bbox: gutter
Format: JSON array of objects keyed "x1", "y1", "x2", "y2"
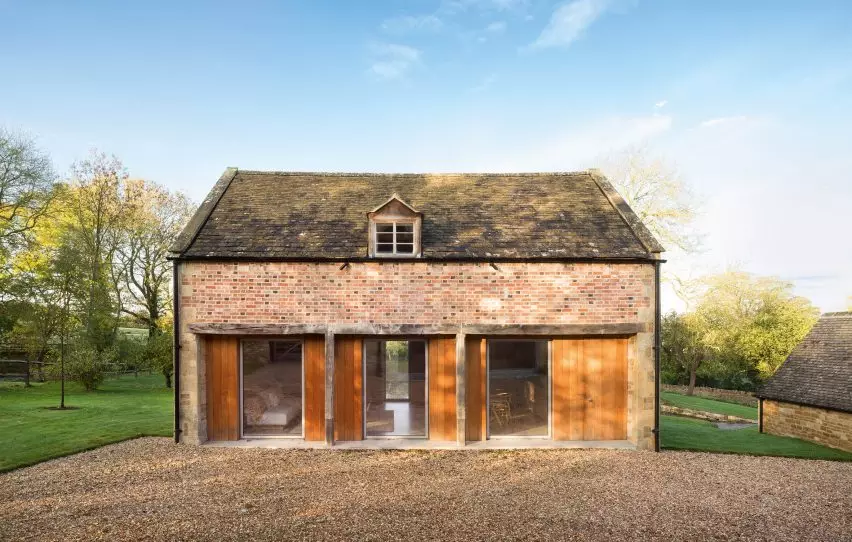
[
  {"x1": 653, "y1": 260, "x2": 662, "y2": 452},
  {"x1": 173, "y1": 260, "x2": 181, "y2": 444}
]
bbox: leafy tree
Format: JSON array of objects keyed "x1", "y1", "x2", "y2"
[
  {"x1": 62, "y1": 153, "x2": 128, "y2": 350},
  {"x1": 662, "y1": 271, "x2": 819, "y2": 391},
  {"x1": 0, "y1": 128, "x2": 55, "y2": 262},
  {"x1": 695, "y1": 272, "x2": 818, "y2": 380},
  {"x1": 6, "y1": 190, "x2": 84, "y2": 389},
  {"x1": 54, "y1": 339, "x2": 112, "y2": 391},
  {"x1": 660, "y1": 311, "x2": 707, "y2": 395},
  {"x1": 145, "y1": 331, "x2": 175, "y2": 388},
  {"x1": 115, "y1": 179, "x2": 193, "y2": 337}
]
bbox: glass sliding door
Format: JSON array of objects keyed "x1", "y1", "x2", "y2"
[
  {"x1": 241, "y1": 339, "x2": 303, "y2": 437},
  {"x1": 364, "y1": 339, "x2": 427, "y2": 437},
  {"x1": 488, "y1": 340, "x2": 550, "y2": 438}
]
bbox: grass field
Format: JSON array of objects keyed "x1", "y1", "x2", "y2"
[
  {"x1": 660, "y1": 391, "x2": 852, "y2": 460},
  {"x1": 2, "y1": 376, "x2": 850, "y2": 472},
  {"x1": 661, "y1": 415, "x2": 852, "y2": 460},
  {"x1": 661, "y1": 391, "x2": 758, "y2": 420},
  {"x1": 0, "y1": 374, "x2": 173, "y2": 472}
]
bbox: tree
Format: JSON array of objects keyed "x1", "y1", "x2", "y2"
[
  {"x1": 6, "y1": 183, "x2": 83, "y2": 390},
  {"x1": 63, "y1": 152, "x2": 128, "y2": 350},
  {"x1": 115, "y1": 180, "x2": 193, "y2": 337},
  {"x1": 666, "y1": 271, "x2": 820, "y2": 391},
  {"x1": 600, "y1": 146, "x2": 700, "y2": 253},
  {"x1": 145, "y1": 331, "x2": 175, "y2": 388},
  {"x1": 660, "y1": 311, "x2": 707, "y2": 395},
  {"x1": 0, "y1": 129, "x2": 55, "y2": 262},
  {"x1": 695, "y1": 272, "x2": 818, "y2": 380}
]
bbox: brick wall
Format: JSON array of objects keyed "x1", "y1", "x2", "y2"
[
  {"x1": 763, "y1": 399, "x2": 852, "y2": 453},
  {"x1": 179, "y1": 261, "x2": 652, "y2": 325},
  {"x1": 176, "y1": 261, "x2": 657, "y2": 448}
]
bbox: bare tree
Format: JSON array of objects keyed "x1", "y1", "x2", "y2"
[
  {"x1": 600, "y1": 146, "x2": 701, "y2": 253},
  {"x1": 0, "y1": 129, "x2": 55, "y2": 261},
  {"x1": 115, "y1": 179, "x2": 193, "y2": 336}
]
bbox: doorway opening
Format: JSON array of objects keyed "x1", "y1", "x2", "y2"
[
  {"x1": 364, "y1": 339, "x2": 427, "y2": 437},
  {"x1": 487, "y1": 339, "x2": 550, "y2": 438}
]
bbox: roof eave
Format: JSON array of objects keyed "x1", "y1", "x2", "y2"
[
  {"x1": 169, "y1": 167, "x2": 239, "y2": 255},
  {"x1": 588, "y1": 170, "x2": 666, "y2": 255}
]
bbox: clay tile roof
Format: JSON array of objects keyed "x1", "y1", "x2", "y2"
[
  {"x1": 757, "y1": 312, "x2": 852, "y2": 413},
  {"x1": 171, "y1": 169, "x2": 664, "y2": 260}
]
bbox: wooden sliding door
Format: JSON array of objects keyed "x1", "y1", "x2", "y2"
[
  {"x1": 465, "y1": 337, "x2": 487, "y2": 441},
  {"x1": 303, "y1": 335, "x2": 326, "y2": 441},
  {"x1": 205, "y1": 336, "x2": 239, "y2": 441},
  {"x1": 428, "y1": 337, "x2": 457, "y2": 441},
  {"x1": 552, "y1": 337, "x2": 628, "y2": 441},
  {"x1": 334, "y1": 336, "x2": 363, "y2": 441}
]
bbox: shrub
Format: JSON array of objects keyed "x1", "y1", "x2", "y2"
[
  {"x1": 48, "y1": 341, "x2": 112, "y2": 391},
  {"x1": 144, "y1": 332, "x2": 174, "y2": 388}
]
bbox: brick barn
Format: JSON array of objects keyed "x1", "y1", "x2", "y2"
[
  {"x1": 169, "y1": 169, "x2": 664, "y2": 450},
  {"x1": 757, "y1": 312, "x2": 852, "y2": 452}
]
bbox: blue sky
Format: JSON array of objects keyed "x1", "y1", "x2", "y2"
[{"x1": 2, "y1": 0, "x2": 851, "y2": 311}]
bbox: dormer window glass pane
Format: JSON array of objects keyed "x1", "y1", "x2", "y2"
[{"x1": 374, "y1": 222, "x2": 416, "y2": 255}]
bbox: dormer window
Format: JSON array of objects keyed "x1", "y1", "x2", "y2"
[
  {"x1": 368, "y1": 194, "x2": 422, "y2": 258},
  {"x1": 376, "y1": 222, "x2": 415, "y2": 254}
]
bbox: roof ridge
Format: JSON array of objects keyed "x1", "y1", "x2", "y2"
[
  {"x1": 822, "y1": 311, "x2": 852, "y2": 317},
  {"x1": 236, "y1": 170, "x2": 595, "y2": 178}
]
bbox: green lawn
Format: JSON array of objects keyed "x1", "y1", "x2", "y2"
[
  {"x1": 3, "y1": 375, "x2": 850, "y2": 472},
  {"x1": 661, "y1": 415, "x2": 852, "y2": 461},
  {"x1": 661, "y1": 391, "x2": 758, "y2": 420},
  {"x1": 0, "y1": 374, "x2": 173, "y2": 472}
]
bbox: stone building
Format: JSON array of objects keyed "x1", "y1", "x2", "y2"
[
  {"x1": 757, "y1": 312, "x2": 852, "y2": 452},
  {"x1": 169, "y1": 169, "x2": 664, "y2": 450}
]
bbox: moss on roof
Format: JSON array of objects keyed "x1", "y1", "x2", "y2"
[{"x1": 173, "y1": 170, "x2": 663, "y2": 260}]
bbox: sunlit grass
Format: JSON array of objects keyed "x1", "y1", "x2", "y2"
[{"x1": 0, "y1": 374, "x2": 173, "y2": 472}]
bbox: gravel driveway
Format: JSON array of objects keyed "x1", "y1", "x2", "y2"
[{"x1": 2, "y1": 438, "x2": 851, "y2": 541}]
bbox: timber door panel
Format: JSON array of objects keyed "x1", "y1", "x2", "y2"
[
  {"x1": 428, "y1": 337, "x2": 457, "y2": 441},
  {"x1": 465, "y1": 337, "x2": 486, "y2": 441},
  {"x1": 334, "y1": 336, "x2": 363, "y2": 441},
  {"x1": 205, "y1": 336, "x2": 239, "y2": 441},
  {"x1": 303, "y1": 335, "x2": 326, "y2": 441},
  {"x1": 552, "y1": 338, "x2": 628, "y2": 441}
]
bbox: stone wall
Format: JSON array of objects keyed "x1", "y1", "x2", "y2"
[
  {"x1": 762, "y1": 400, "x2": 852, "y2": 453},
  {"x1": 176, "y1": 260, "x2": 657, "y2": 449}
]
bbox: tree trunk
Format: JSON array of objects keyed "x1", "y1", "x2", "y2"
[
  {"x1": 163, "y1": 370, "x2": 172, "y2": 389},
  {"x1": 687, "y1": 366, "x2": 697, "y2": 396},
  {"x1": 24, "y1": 358, "x2": 31, "y2": 387},
  {"x1": 60, "y1": 338, "x2": 66, "y2": 409}
]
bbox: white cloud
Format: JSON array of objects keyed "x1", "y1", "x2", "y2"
[
  {"x1": 697, "y1": 115, "x2": 749, "y2": 128},
  {"x1": 527, "y1": 0, "x2": 611, "y2": 50},
  {"x1": 486, "y1": 21, "x2": 507, "y2": 32},
  {"x1": 654, "y1": 100, "x2": 668, "y2": 109},
  {"x1": 381, "y1": 14, "x2": 443, "y2": 34},
  {"x1": 369, "y1": 43, "x2": 421, "y2": 80}
]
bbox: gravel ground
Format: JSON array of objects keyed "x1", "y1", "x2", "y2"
[{"x1": 2, "y1": 438, "x2": 851, "y2": 542}]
